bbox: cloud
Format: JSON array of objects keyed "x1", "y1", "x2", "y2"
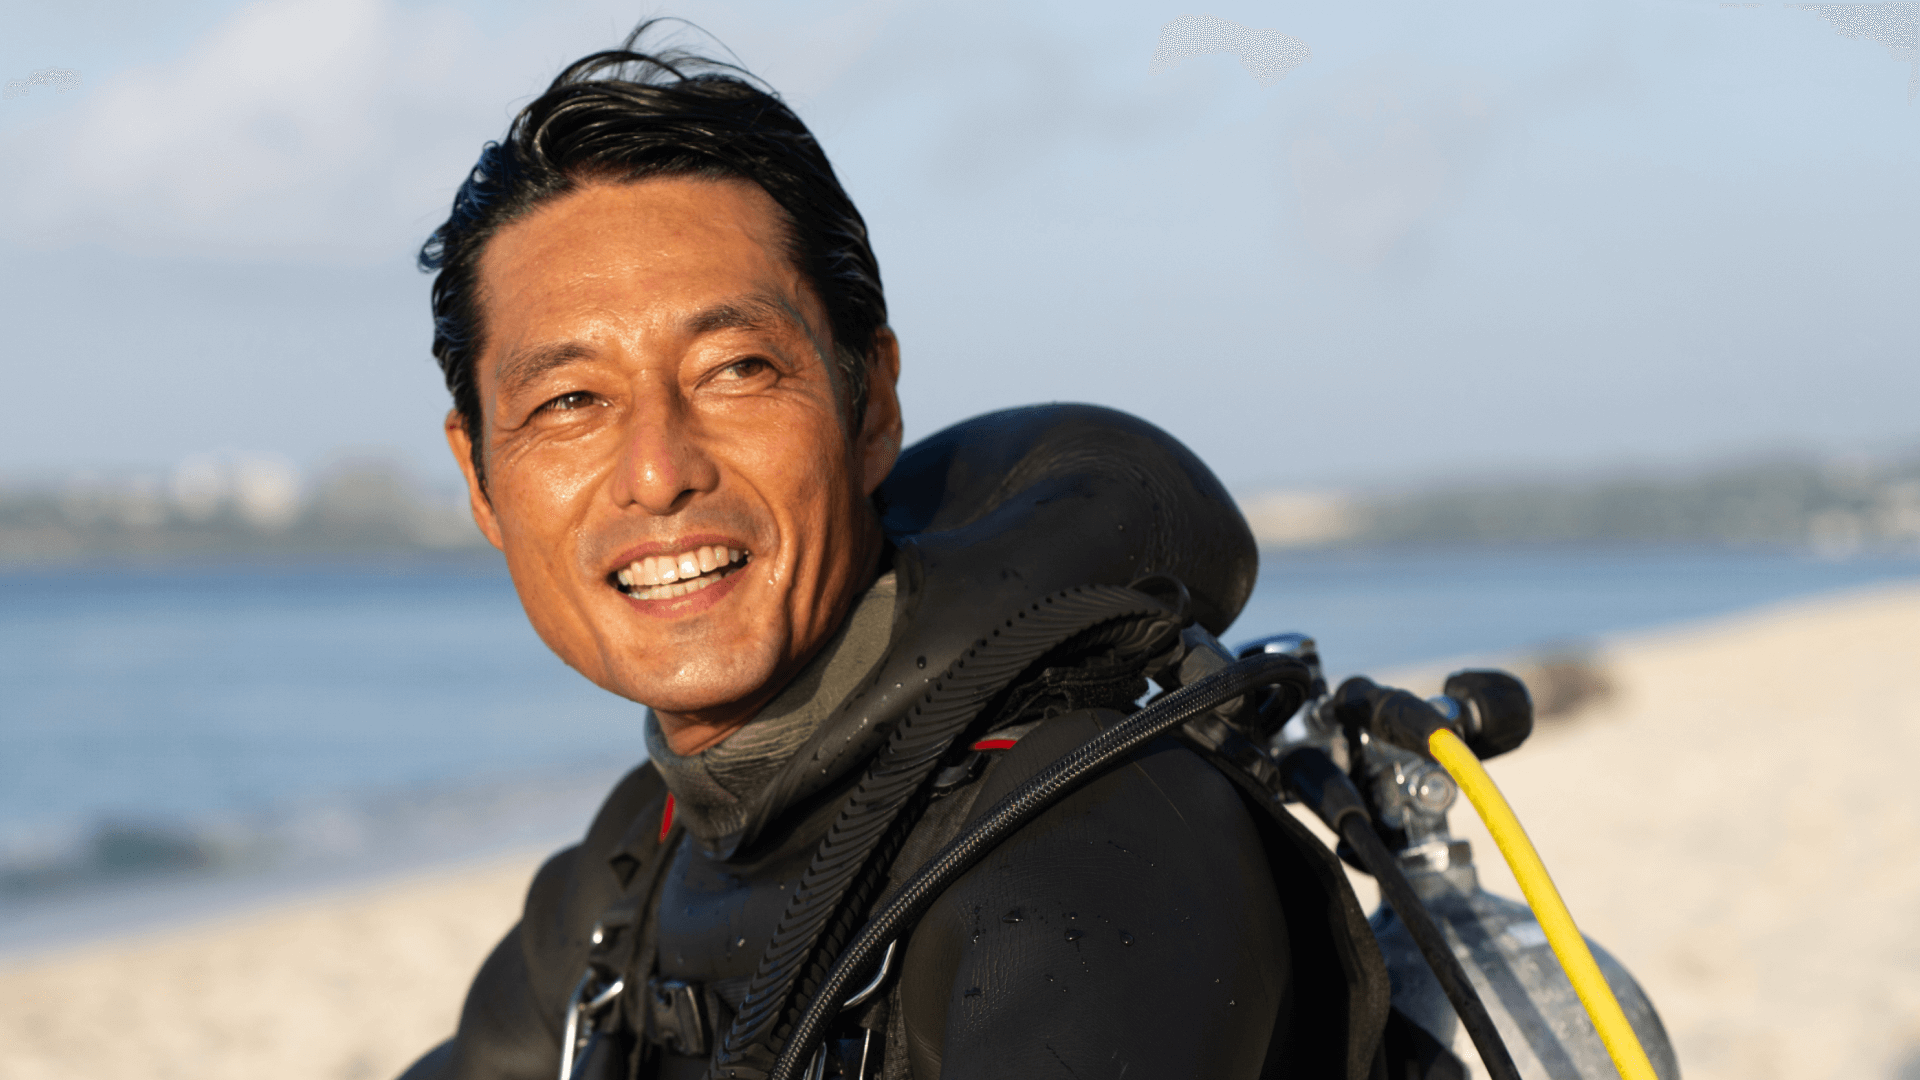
[
  {"x1": 0, "y1": 0, "x2": 498, "y2": 261},
  {"x1": 3, "y1": 68, "x2": 83, "y2": 99},
  {"x1": 1149, "y1": 14, "x2": 1311, "y2": 86},
  {"x1": 1787, "y1": 3, "x2": 1920, "y2": 102},
  {"x1": 1281, "y1": 61, "x2": 1500, "y2": 271},
  {"x1": 0, "y1": 0, "x2": 906, "y2": 263},
  {"x1": 1290, "y1": 121, "x2": 1448, "y2": 270}
]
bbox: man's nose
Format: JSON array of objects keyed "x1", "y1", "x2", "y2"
[{"x1": 612, "y1": 383, "x2": 720, "y2": 515}]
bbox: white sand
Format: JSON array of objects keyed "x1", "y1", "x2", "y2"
[
  {"x1": 0, "y1": 855, "x2": 544, "y2": 1080},
  {"x1": 3, "y1": 582, "x2": 1918, "y2": 1079}
]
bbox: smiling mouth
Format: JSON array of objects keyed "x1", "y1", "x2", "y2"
[{"x1": 613, "y1": 545, "x2": 750, "y2": 601}]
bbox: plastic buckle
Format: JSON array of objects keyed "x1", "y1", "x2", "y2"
[{"x1": 646, "y1": 977, "x2": 710, "y2": 1057}]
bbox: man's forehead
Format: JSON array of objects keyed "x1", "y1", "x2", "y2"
[
  {"x1": 473, "y1": 180, "x2": 832, "y2": 376},
  {"x1": 480, "y1": 176, "x2": 794, "y2": 285}
]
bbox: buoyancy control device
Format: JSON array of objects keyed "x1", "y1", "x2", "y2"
[{"x1": 782, "y1": 615, "x2": 1684, "y2": 1080}]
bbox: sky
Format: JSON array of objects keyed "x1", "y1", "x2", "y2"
[{"x1": 1, "y1": 0, "x2": 1916, "y2": 494}]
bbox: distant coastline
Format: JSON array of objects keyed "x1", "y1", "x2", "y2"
[
  {"x1": 1240, "y1": 453, "x2": 1920, "y2": 556},
  {"x1": 5, "y1": 450, "x2": 1920, "y2": 563},
  {"x1": 0, "y1": 457, "x2": 488, "y2": 564}
]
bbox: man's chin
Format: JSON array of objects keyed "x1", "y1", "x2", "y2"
[{"x1": 596, "y1": 645, "x2": 787, "y2": 727}]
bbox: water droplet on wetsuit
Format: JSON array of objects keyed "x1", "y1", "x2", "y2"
[
  {"x1": 1002, "y1": 909, "x2": 1023, "y2": 923},
  {"x1": 1064, "y1": 928, "x2": 1084, "y2": 943},
  {"x1": 1120, "y1": 932, "x2": 1135, "y2": 946}
]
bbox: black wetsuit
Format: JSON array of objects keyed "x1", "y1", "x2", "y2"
[{"x1": 400, "y1": 406, "x2": 1388, "y2": 1080}]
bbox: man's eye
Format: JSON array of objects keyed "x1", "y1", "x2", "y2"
[
  {"x1": 721, "y1": 357, "x2": 771, "y2": 380},
  {"x1": 540, "y1": 391, "x2": 599, "y2": 413}
]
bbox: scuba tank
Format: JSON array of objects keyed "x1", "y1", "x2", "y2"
[
  {"x1": 1248, "y1": 634, "x2": 1683, "y2": 1080},
  {"x1": 1372, "y1": 856, "x2": 1679, "y2": 1080}
]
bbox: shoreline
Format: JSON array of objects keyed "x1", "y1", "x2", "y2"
[
  {"x1": 0, "y1": 841, "x2": 561, "y2": 969},
  {"x1": 0, "y1": 761, "x2": 634, "y2": 963},
  {"x1": 4, "y1": 580, "x2": 1918, "y2": 1079},
  {"x1": 0, "y1": 853, "x2": 546, "y2": 1080}
]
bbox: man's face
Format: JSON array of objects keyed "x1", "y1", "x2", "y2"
[{"x1": 449, "y1": 177, "x2": 902, "y2": 737}]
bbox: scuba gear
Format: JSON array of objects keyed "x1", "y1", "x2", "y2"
[
  {"x1": 1283, "y1": 745, "x2": 1526, "y2": 1080},
  {"x1": 774, "y1": 649, "x2": 1319, "y2": 1080},
  {"x1": 1317, "y1": 671, "x2": 1676, "y2": 1079},
  {"x1": 775, "y1": 619, "x2": 1681, "y2": 1080},
  {"x1": 1424, "y1": 729, "x2": 1673, "y2": 1080}
]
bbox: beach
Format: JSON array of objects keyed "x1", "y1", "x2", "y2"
[
  {"x1": 3, "y1": 582, "x2": 1918, "y2": 1080},
  {"x1": 0, "y1": 853, "x2": 545, "y2": 1080}
]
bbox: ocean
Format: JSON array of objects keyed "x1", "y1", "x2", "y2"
[{"x1": 2, "y1": 547, "x2": 1916, "y2": 952}]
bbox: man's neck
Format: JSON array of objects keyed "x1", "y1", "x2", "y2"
[{"x1": 661, "y1": 711, "x2": 757, "y2": 757}]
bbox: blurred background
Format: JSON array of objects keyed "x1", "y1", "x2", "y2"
[{"x1": 2, "y1": 1, "x2": 1918, "y2": 1077}]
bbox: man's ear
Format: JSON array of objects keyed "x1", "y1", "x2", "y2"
[
  {"x1": 445, "y1": 409, "x2": 505, "y2": 552},
  {"x1": 857, "y1": 327, "x2": 904, "y2": 496}
]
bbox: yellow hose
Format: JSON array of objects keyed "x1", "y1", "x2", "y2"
[{"x1": 1427, "y1": 728, "x2": 1660, "y2": 1080}]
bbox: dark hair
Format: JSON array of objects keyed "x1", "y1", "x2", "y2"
[{"x1": 419, "y1": 22, "x2": 887, "y2": 491}]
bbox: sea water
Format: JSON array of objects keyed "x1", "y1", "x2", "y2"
[{"x1": 2, "y1": 548, "x2": 1915, "y2": 950}]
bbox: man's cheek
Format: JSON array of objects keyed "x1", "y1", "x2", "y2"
[{"x1": 511, "y1": 439, "x2": 605, "y2": 507}]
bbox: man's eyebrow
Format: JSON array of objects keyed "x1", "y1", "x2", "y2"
[
  {"x1": 494, "y1": 341, "x2": 594, "y2": 399},
  {"x1": 684, "y1": 294, "x2": 802, "y2": 338},
  {"x1": 493, "y1": 295, "x2": 806, "y2": 397}
]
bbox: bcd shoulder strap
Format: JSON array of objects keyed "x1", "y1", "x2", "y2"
[{"x1": 705, "y1": 586, "x2": 1179, "y2": 1080}]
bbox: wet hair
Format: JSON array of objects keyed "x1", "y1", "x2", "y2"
[{"x1": 419, "y1": 22, "x2": 887, "y2": 491}]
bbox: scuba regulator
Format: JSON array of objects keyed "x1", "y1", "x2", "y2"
[{"x1": 1246, "y1": 633, "x2": 1680, "y2": 1080}]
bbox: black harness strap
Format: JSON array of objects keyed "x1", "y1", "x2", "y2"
[{"x1": 706, "y1": 585, "x2": 1177, "y2": 1080}]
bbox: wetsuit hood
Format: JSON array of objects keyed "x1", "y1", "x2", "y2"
[{"x1": 697, "y1": 403, "x2": 1257, "y2": 858}]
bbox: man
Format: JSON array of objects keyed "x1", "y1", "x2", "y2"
[{"x1": 402, "y1": 28, "x2": 1385, "y2": 1080}]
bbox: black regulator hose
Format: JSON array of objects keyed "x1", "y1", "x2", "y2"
[
  {"x1": 1282, "y1": 747, "x2": 1523, "y2": 1080},
  {"x1": 768, "y1": 652, "x2": 1313, "y2": 1080}
]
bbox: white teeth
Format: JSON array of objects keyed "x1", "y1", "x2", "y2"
[{"x1": 620, "y1": 545, "x2": 750, "y2": 599}]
